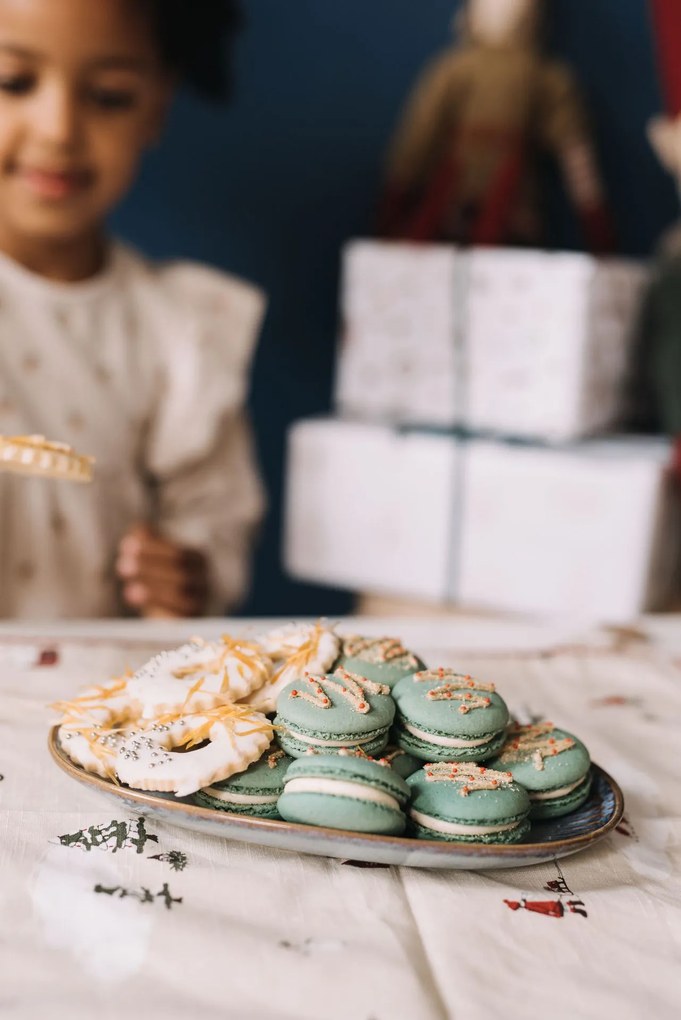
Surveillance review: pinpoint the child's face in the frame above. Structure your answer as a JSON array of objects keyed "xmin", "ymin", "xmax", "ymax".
[{"xmin": 0, "ymin": 0, "xmax": 170, "ymax": 245}]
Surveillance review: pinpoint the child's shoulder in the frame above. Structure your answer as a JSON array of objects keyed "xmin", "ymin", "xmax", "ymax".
[
  {"xmin": 116, "ymin": 242, "xmax": 266, "ymax": 343},
  {"xmin": 113, "ymin": 245, "xmax": 265, "ymax": 474}
]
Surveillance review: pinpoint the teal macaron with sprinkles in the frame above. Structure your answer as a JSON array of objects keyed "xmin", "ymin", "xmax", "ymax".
[
  {"xmin": 392, "ymin": 668, "xmax": 510, "ymax": 761},
  {"xmin": 407, "ymin": 762, "xmax": 531, "ymax": 843},
  {"xmin": 195, "ymin": 745, "xmax": 293, "ymax": 818},
  {"xmin": 488, "ymin": 722, "xmax": 592, "ymax": 819},
  {"xmin": 337, "ymin": 635, "xmax": 426, "ymax": 690},
  {"xmin": 277, "ymin": 753, "xmax": 411, "ymax": 834},
  {"xmin": 376, "ymin": 745, "xmax": 422, "ymax": 779},
  {"xmin": 274, "ymin": 669, "xmax": 395, "ymax": 758}
]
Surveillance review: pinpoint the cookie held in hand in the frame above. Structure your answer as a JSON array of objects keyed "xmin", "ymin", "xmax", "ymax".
[{"xmin": 0, "ymin": 434, "xmax": 93, "ymax": 482}]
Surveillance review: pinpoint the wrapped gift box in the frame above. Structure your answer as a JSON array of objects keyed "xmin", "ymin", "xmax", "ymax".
[
  {"xmin": 284, "ymin": 418, "xmax": 459, "ymax": 601},
  {"xmin": 336, "ymin": 241, "xmax": 647, "ymax": 440},
  {"xmin": 335, "ymin": 240, "xmax": 462, "ymax": 427},
  {"xmin": 464, "ymin": 250, "xmax": 648, "ymax": 439},
  {"xmin": 284, "ymin": 420, "xmax": 678, "ymax": 621},
  {"xmin": 458, "ymin": 437, "xmax": 679, "ymax": 620}
]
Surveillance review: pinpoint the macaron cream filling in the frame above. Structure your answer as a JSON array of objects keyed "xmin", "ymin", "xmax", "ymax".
[
  {"xmin": 199, "ymin": 787, "xmax": 279, "ymax": 805},
  {"xmin": 392, "ymin": 671, "xmax": 510, "ymax": 761},
  {"xmin": 400, "ymin": 722, "xmax": 495, "ymax": 748},
  {"xmin": 527, "ymin": 777, "xmax": 587, "ymax": 801},
  {"xmin": 409, "ymin": 809, "xmax": 523, "ymax": 837},
  {"xmin": 282, "ymin": 727, "xmax": 386, "ymax": 748},
  {"xmin": 284, "ymin": 777, "xmax": 401, "ymax": 812}
]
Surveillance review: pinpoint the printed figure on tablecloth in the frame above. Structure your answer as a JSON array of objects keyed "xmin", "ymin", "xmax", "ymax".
[
  {"xmin": 379, "ymin": 0, "xmax": 613, "ymax": 250},
  {"xmin": 503, "ymin": 860, "xmax": 588, "ymax": 919},
  {"xmin": 148, "ymin": 850, "xmax": 189, "ymax": 872},
  {"xmin": 94, "ymin": 882, "xmax": 182, "ymax": 910},
  {"xmin": 58, "ymin": 817, "xmax": 159, "ymax": 855},
  {"xmin": 57, "ymin": 817, "xmax": 190, "ymax": 870}
]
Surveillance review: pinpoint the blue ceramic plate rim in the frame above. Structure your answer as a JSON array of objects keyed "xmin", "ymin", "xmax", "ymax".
[{"xmin": 48, "ymin": 727, "xmax": 624, "ymax": 870}]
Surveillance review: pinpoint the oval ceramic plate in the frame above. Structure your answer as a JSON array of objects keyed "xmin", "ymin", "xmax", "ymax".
[{"xmin": 49, "ymin": 727, "xmax": 623, "ymax": 870}]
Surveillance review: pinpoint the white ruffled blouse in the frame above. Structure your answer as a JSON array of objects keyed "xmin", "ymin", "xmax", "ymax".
[{"xmin": 0, "ymin": 242, "xmax": 266, "ymax": 619}]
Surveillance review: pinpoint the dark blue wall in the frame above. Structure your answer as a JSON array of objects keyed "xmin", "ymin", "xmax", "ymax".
[{"xmin": 111, "ymin": 0, "xmax": 677, "ymax": 615}]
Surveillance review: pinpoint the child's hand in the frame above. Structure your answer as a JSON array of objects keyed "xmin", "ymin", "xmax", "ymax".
[{"xmin": 116, "ymin": 524, "xmax": 209, "ymax": 618}]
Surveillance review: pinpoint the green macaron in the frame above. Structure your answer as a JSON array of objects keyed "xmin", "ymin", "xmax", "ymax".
[
  {"xmin": 338, "ymin": 635, "xmax": 426, "ymax": 690},
  {"xmin": 407, "ymin": 762, "xmax": 531, "ymax": 843},
  {"xmin": 488, "ymin": 722, "xmax": 592, "ymax": 819},
  {"xmin": 195, "ymin": 745, "xmax": 293, "ymax": 818},
  {"xmin": 375, "ymin": 745, "xmax": 422, "ymax": 779},
  {"xmin": 392, "ymin": 668, "xmax": 510, "ymax": 761},
  {"xmin": 274, "ymin": 668, "xmax": 395, "ymax": 758},
  {"xmin": 278, "ymin": 753, "xmax": 410, "ymax": 835}
]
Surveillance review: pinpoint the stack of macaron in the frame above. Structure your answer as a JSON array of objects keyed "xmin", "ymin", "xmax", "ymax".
[
  {"xmin": 192, "ymin": 633, "xmax": 593, "ymax": 844},
  {"xmin": 53, "ymin": 623, "xmax": 592, "ymax": 843}
]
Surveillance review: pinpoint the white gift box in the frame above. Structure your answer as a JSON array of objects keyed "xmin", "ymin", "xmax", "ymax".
[
  {"xmin": 336, "ymin": 241, "xmax": 647, "ymax": 440},
  {"xmin": 336, "ymin": 240, "xmax": 462, "ymax": 427},
  {"xmin": 457, "ymin": 437, "xmax": 679, "ymax": 621},
  {"xmin": 284, "ymin": 418, "xmax": 459, "ymax": 601},
  {"xmin": 284, "ymin": 420, "xmax": 677, "ymax": 621},
  {"xmin": 464, "ymin": 250, "xmax": 648, "ymax": 439}
]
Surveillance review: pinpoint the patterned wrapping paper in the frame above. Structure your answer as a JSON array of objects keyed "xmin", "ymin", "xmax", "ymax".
[
  {"xmin": 335, "ymin": 241, "xmax": 648, "ymax": 441},
  {"xmin": 458, "ymin": 436, "xmax": 680, "ymax": 620},
  {"xmin": 284, "ymin": 417, "xmax": 460, "ymax": 602},
  {"xmin": 283, "ymin": 418, "xmax": 678, "ymax": 619},
  {"xmin": 1, "ymin": 622, "xmax": 679, "ymax": 1020},
  {"xmin": 336, "ymin": 240, "xmax": 462, "ymax": 427}
]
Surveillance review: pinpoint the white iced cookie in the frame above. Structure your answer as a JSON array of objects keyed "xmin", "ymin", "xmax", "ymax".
[
  {"xmin": 127, "ymin": 637, "xmax": 272, "ymax": 719},
  {"xmin": 58, "ymin": 723, "xmax": 135, "ymax": 779},
  {"xmin": 114, "ymin": 704, "xmax": 274, "ymax": 797},
  {"xmin": 54, "ymin": 676, "xmax": 138, "ymax": 779},
  {"xmin": 245, "ymin": 622, "xmax": 340, "ymax": 713},
  {"xmin": 0, "ymin": 434, "xmax": 94, "ymax": 482},
  {"xmin": 256, "ymin": 620, "xmax": 338, "ymax": 659}
]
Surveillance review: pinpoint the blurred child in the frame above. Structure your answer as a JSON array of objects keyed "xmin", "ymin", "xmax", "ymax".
[{"xmin": 0, "ymin": 0, "xmax": 264, "ymax": 619}]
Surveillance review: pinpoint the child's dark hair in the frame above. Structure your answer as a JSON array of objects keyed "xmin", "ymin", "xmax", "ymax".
[{"xmin": 147, "ymin": 0, "xmax": 244, "ymax": 102}]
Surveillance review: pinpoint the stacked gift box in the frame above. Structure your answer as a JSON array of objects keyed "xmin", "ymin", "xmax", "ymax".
[{"xmin": 284, "ymin": 240, "xmax": 681, "ymax": 621}]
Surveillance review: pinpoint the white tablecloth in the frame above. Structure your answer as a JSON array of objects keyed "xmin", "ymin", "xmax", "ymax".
[{"xmin": 1, "ymin": 616, "xmax": 680, "ymax": 1020}]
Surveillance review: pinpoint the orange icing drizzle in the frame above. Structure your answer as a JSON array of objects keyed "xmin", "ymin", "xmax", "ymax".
[
  {"xmin": 413, "ymin": 668, "xmax": 495, "ymax": 690},
  {"xmin": 498, "ymin": 722, "xmax": 575, "ymax": 771},
  {"xmin": 54, "ymin": 673, "xmax": 135, "ymax": 783},
  {"xmin": 269, "ymin": 622, "xmax": 328, "ymax": 685},
  {"xmin": 425, "ymin": 683, "xmax": 493, "ymax": 714},
  {"xmin": 172, "ymin": 635, "xmax": 270, "ymax": 693},
  {"xmin": 58, "ymin": 721, "xmax": 126, "ymax": 781},
  {"xmin": 413, "ymin": 671, "xmax": 494, "ymax": 714},
  {"xmin": 343, "ymin": 635, "xmax": 418, "ymax": 666},
  {"xmin": 424, "ymin": 762, "xmax": 514, "ymax": 797},
  {"xmin": 154, "ymin": 701, "xmax": 274, "ymax": 750},
  {"xmin": 267, "ymin": 749, "xmax": 286, "ymax": 769},
  {"xmin": 288, "ymin": 669, "xmax": 390, "ymax": 714},
  {"xmin": 339, "ymin": 746, "xmax": 372, "ymax": 760},
  {"xmin": 51, "ymin": 675, "xmax": 131, "ymax": 721},
  {"xmin": 377, "ymin": 748, "xmax": 406, "ymax": 766}
]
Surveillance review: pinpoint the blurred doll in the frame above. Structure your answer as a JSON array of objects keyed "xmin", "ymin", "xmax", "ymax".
[
  {"xmin": 637, "ymin": 115, "xmax": 681, "ymax": 468},
  {"xmin": 379, "ymin": 0, "xmax": 612, "ymax": 250},
  {"xmin": 0, "ymin": 0, "xmax": 264, "ymax": 619}
]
